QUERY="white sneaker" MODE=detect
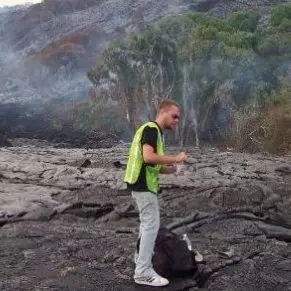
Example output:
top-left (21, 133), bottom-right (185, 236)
top-left (134, 273), bottom-right (169, 287)
top-left (134, 252), bottom-right (138, 264)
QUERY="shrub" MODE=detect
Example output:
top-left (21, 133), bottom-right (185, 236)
top-left (226, 11), bottom-right (260, 32)
top-left (270, 4), bottom-right (291, 27)
top-left (229, 81), bottom-right (291, 154)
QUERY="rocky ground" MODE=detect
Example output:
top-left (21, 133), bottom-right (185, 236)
top-left (1, 141), bottom-right (291, 290)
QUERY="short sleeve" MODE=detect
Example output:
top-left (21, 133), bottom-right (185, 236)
top-left (141, 126), bottom-right (158, 152)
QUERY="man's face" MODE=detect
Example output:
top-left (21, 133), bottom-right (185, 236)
top-left (163, 105), bottom-right (180, 130)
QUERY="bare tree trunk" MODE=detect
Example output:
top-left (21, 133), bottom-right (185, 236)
top-left (150, 72), bottom-right (160, 111)
top-left (180, 63), bottom-right (188, 147)
top-left (144, 76), bottom-right (155, 120)
top-left (191, 107), bottom-right (199, 147)
top-left (158, 62), bottom-right (163, 98)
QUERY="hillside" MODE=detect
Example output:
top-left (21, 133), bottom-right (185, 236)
top-left (0, 0), bottom-right (287, 105)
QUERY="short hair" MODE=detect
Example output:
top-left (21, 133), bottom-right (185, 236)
top-left (158, 99), bottom-right (180, 112)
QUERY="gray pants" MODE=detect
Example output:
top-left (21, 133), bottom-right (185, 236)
top-left (132, 191), bottom-right (160, 279)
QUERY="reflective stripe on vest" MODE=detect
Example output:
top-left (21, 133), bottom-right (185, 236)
top-left (124, 122), bottom-right (164, 194)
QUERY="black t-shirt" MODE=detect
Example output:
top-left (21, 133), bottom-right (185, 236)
top-left (127, 123), bottom-right (162, 192)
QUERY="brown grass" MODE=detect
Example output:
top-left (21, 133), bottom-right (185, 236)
top-left (32, 29), bottom-right (98, 63)
top-left (229, 102), bottom-right (291, 155)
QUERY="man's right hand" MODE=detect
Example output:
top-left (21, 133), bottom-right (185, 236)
top-left (174, 152), bottom-right (187, 163)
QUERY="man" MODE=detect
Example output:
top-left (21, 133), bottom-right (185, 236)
top-left (124, 99), bottom-right (187, 287)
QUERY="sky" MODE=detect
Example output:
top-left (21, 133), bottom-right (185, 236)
top-left (0, 0), bottom-right (41, 7)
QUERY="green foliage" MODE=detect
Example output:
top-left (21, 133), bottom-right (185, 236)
top-left (190, 13), bottom-right (258, 58)
top-left (255, 5), bottom-right (291, 61)
top-left (191, 25), bottom-right (218, 58)
top-left (257, 32), bottom-right (291, 59)
top-left (278, 18), bottom-right (291, 32)
top-left (218, 31), bottom-right (256, 56)
top-left (270, 4), bottom-right (291, 27)
top-left (268, 79), bottom-right (291, 108)
top-left (226, 11), bottom-right (260, 32)
top-left (249, 81), bottom-right (272, 106)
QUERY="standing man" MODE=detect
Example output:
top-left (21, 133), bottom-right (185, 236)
top-left (124, 99), bottom-right (187, 287)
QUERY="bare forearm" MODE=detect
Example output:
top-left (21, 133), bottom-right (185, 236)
top-left (142, 144), bottom-right (187, 165)
top-left (143, 153), bottom-right (178, 165)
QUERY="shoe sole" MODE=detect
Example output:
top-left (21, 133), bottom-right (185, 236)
top-left (134, 280), bottom-right (169, 287)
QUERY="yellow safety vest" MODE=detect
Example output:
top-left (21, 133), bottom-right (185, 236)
top-left (124, 122), bottom-right (164, 194)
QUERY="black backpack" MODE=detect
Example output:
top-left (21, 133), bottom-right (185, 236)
top-left (152, 227), bottom-right (198, 278)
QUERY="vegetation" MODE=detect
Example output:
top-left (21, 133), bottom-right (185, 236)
top-left (73, 4), bottom-right (291, 153)
top-left (32, 28), bottom-right (98, 67)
